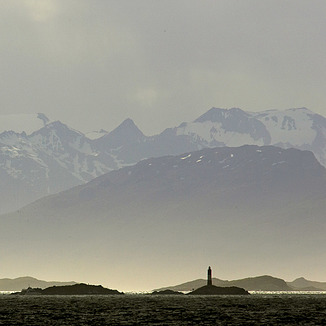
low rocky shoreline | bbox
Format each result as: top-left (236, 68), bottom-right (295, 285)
top-left (13, 283), bottom-right (123, 296)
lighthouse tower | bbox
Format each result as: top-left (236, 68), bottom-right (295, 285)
top-left (207, 266), bottom-right (212, 286)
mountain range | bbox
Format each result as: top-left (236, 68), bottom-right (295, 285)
top-left (2, 275), bottom-right (326, 292)
top-left (1, 107), bottom-right (326, 213)
top-left (155, 275), bottom-right (326, 292)
top-left (1, 143), bottom-right (326, 291)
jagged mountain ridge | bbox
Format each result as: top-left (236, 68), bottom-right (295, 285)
top-left (0, 120), bottom-right (115, 213)
top-left (1, 107), bottom-right (326, 213)
top-left (2, 145), bottom-right (326, 290)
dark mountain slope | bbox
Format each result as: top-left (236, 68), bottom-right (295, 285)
top-left (1, 145), bottom-right (326, 291)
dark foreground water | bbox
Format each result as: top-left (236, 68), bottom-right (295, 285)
top-left (1, 294), bottom-right (326, 325)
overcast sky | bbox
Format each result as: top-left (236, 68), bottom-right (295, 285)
top-left (1, 0), bottom-right (325, 135)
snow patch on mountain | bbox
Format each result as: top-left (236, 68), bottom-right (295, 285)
top-left (85, 129), bottom-right (108, 140)
top-left (253, 108), bottom-right (316, 146)
top-left (176, 120), bottom-right (265, 147)
top-left (175, 107), bottom-right (326, 166)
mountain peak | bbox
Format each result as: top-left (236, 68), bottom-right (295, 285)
top-left (108, 118), bottom-right (144, 141)
top-left (194, 107), bottom-right (248, 123)
top-left (293, 277), bottom-right (307, 282)
top-left (29, 120), bottom-right (85, 142)
top-left (120, 118), bottom-right (136, 126)
top-left (33, 120), bottom-right (81, 134)
top-left (95, 118), bottom-right (145, 149)
top-left (114, 118), bottom-right (143, 135)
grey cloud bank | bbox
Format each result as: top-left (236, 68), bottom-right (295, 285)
top-left (0, 0), bottom-right (325, 135)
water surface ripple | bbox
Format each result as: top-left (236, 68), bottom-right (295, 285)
top-left (1, 294), bottom-right (326, 325)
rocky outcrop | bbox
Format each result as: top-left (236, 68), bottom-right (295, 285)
top-left (188, 285), bottom-right (249, 295)
top-left (14, 283), bottom-right (123, 295)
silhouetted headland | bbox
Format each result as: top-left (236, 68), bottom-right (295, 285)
top-left (188, 285), bottom-right (249, 295)
top-left (188, 267), bottom-right (250, 295)
top-left (14, 283), bottom-right (123, 295)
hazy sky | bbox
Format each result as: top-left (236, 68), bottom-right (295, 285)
top-left (1, 0), bottom-right (325, 135)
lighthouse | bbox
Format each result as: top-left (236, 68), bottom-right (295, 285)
top-left (207, 266), bottom-right (212, 286)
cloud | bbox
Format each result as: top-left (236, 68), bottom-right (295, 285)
top-left (0, 1), bottom-right (326, 134)
top-left (23, 0), bottom-right (58, 22)
top-left (134, 88), bottom-right (159, 107)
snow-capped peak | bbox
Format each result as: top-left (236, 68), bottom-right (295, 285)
top-left (194, 107), bottom-right (249, 123)
top-left (177, 107), bottom-right (270, 147)
top-left (175, 107), bottom-right (326, 166)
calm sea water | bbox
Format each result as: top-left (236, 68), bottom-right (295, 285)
top-left (1, 294), bottom-right (326, 325)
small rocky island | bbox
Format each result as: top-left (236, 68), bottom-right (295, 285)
top-left (14, 283), bottom-right (123, 295)
top-left (188, 267), bottom-right (250, 296)
top-left (188, 285), bottom-right (249, 295)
